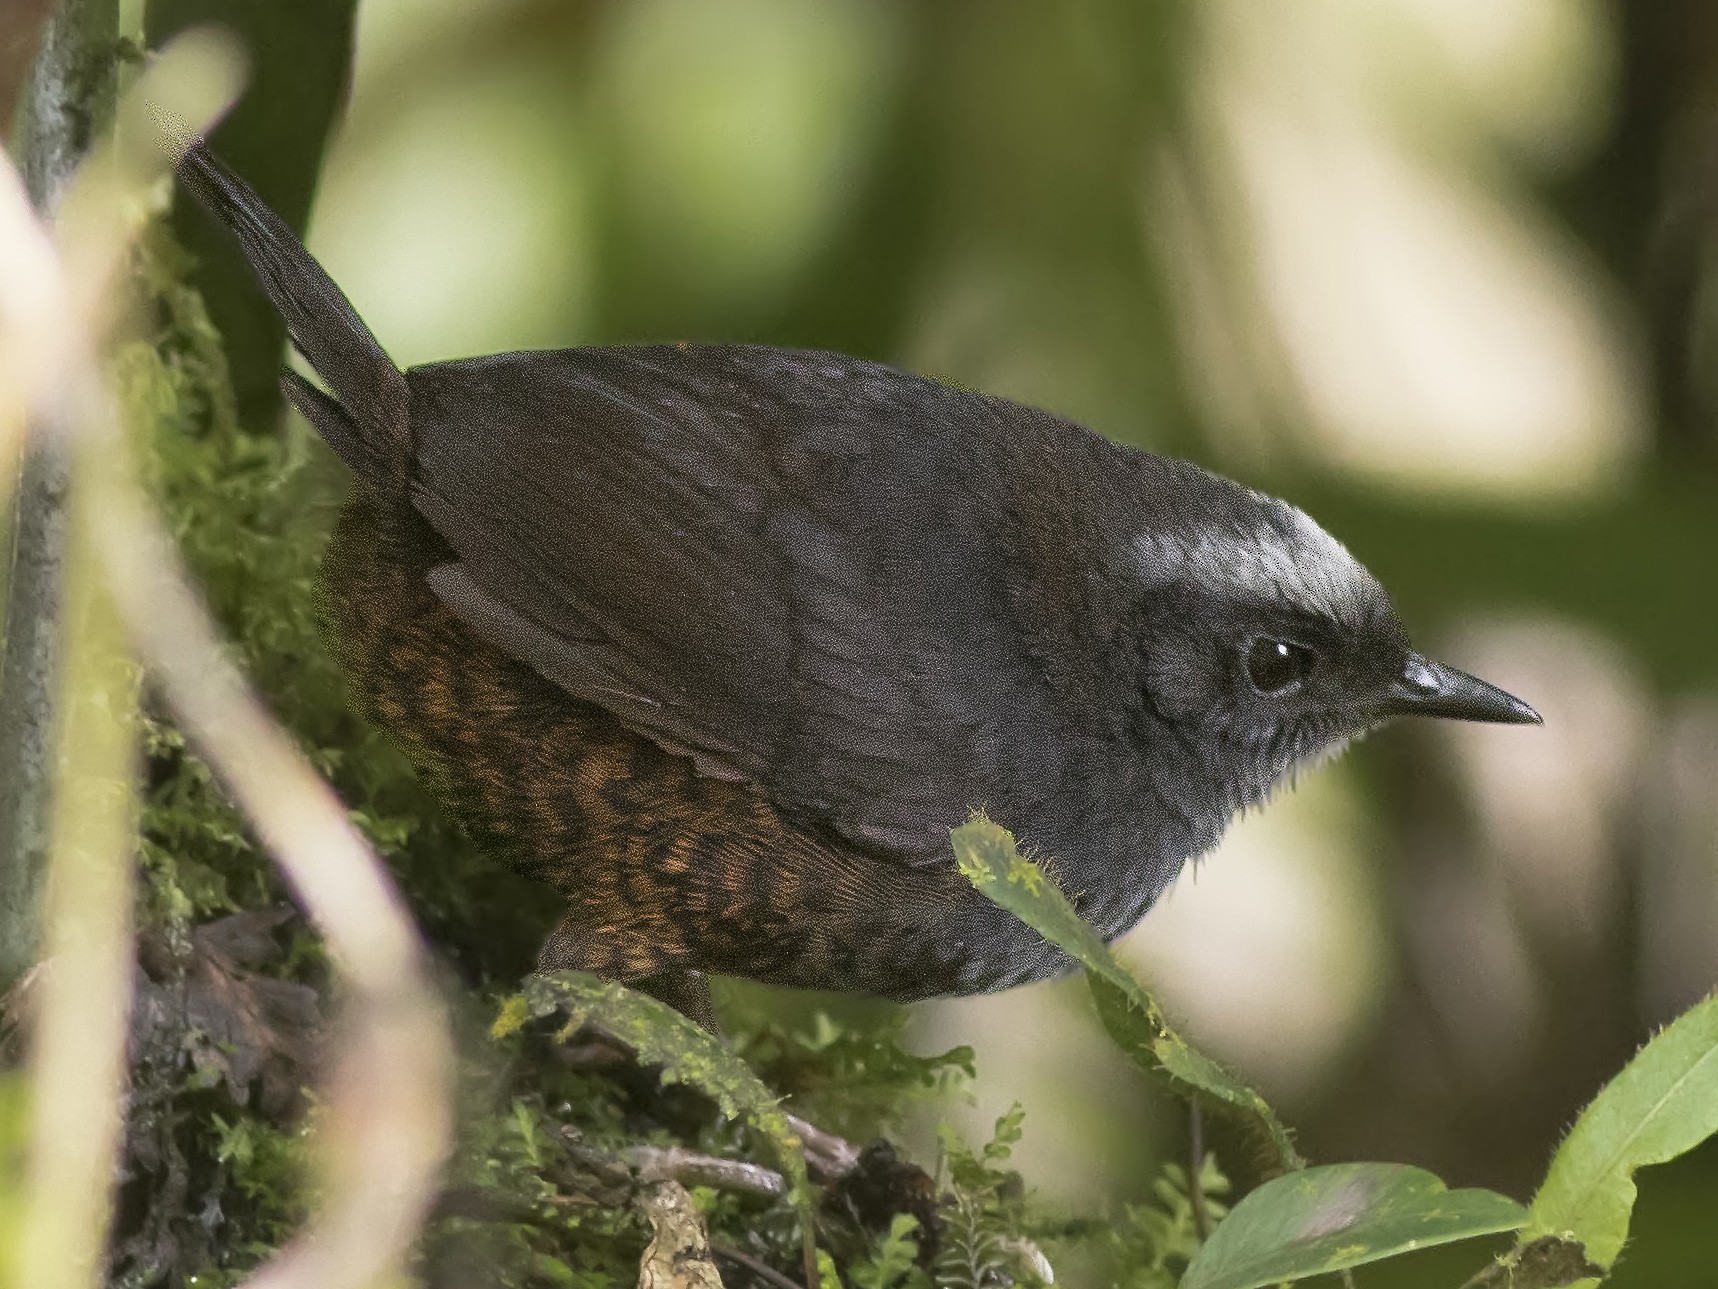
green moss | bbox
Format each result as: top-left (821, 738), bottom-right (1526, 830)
top-left (735, 1007), bottom-right (974, 1144)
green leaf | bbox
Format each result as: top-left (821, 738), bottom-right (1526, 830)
top-left (489, 992), bottom-right (530, 1040)
top-left (951, 813), bottom-right (1303, 1173)
top-left (941, 1103), bottom-right (1028, 1197)
top-left (1519, 990), bottom-right (1718, 1285)
top-left (1180, 1163), bottom-right (1527, 1289)
top-left (518, 971), bottom-right (820, 1280)
top-left (850, 1214), bottom-right (925, 1289)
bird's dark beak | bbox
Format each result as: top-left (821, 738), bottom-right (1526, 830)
top-left (1387, 654), bottom-right (1542, 725)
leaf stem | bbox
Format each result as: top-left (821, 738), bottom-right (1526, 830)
top-left (1190, 1097), bottom-right (1212, 1242)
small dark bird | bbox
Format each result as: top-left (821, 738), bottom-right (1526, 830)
top-left (174, 143), bottom-right (1539, 1021)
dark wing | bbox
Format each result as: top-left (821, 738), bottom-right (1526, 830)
top-left (403, 344), bottom-right (1055, 866)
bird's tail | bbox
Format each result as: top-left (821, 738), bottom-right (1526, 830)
top-left (174, 142), bottom-right (410, 488)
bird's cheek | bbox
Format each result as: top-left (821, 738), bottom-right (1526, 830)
top-left (1141, 660), bottom-right (1223, 724)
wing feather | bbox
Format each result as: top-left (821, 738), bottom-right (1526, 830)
top-left (403, 345), bottom-right (1053, 866)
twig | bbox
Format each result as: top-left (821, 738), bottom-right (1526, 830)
top-left (623, 1145), bottom-right (788, 1199)
top-left (1188, 1097), bottom-right (1211, 1242)
top-left (784, 1111), bottom-right (861, 1180)
top-left (553, 1033), bottom-right (633, 1071)
top-left (711, 1244), bottom-right (803, 1289)
top-left (558, 1128), bottom-right (789, 1203)
top-left (432, 1175), bottom-right (816, 1289)
top-left (0, 427), bottom-right (69, 989)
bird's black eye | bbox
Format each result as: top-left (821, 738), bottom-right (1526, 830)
top-left (1245, 637), bottom-right (1318, 695)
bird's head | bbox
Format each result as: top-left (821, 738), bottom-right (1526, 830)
top-left (1126, 478), bottom-right (1538, 811)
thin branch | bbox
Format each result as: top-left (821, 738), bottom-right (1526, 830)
top-left (0, 424), bottom-right (70, 987)
top-left (1456, 1235), bottom-right (1602, 1289)
top-left (711, 1244), bottom-right (803, 1289)
top-left (784, 1111), bottom-right (861, 1180)
top-left (558, 1132), bottom-right (790, 1203)
top-left (15, 0), bottom-right (115, 210)
top-left (624, 1145), bottom-right (788, 1199)
top-left (1188, 1096), bottom-right (1211, 1242)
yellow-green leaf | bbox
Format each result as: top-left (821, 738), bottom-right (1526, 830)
top-left (489, 992), bottom-right (530, 1040)
top-left (1521, 991), bottom-right (1718, 1286)
top-left (951, 813), bottom-right (1302, 1173)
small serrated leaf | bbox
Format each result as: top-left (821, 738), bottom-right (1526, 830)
top-left (1519, 991), bottom-right (1718, 1285)
top-left (952, 813), bottom-right (1302, 1173)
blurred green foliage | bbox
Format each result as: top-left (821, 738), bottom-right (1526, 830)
top-left (1103, 1158), bottom-right (1232, 1289)
top-left (734, 1010), bottom-right (974, 1146)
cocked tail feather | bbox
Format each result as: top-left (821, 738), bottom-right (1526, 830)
top-left (172, 141), bottom-right (410, 489)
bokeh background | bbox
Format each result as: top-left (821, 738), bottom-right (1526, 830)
top-left (147, 0), bottom-right (1718, 1283)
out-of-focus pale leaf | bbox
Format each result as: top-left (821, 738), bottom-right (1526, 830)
top-left (1180, 1163), bottom-right (1525, 1289)
top-left (950, 813), bottom-right (1303, 1174)
top-left (1517, 991), bottom-right (1718, 1286)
